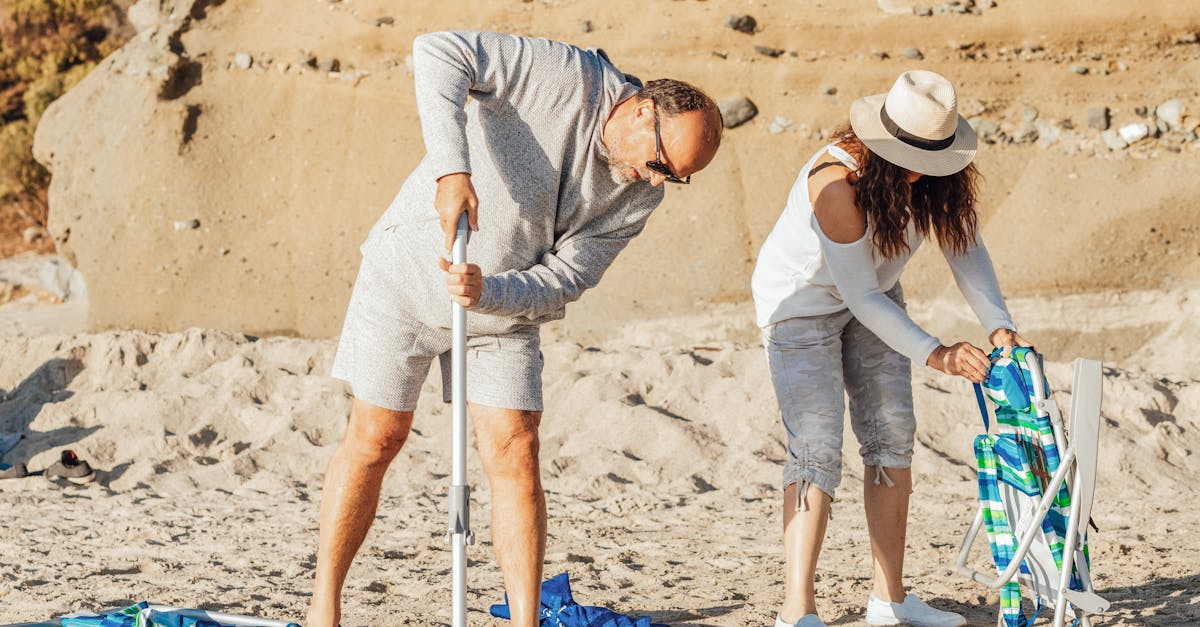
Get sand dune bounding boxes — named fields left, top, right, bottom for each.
left=1, top=288, right=1197, bottom=624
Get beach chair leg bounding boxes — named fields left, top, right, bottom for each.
left=1052, top=468, right=1085, bottom=627
left=955, top=508, right=985, bottom=579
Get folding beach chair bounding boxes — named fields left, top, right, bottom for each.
left=955, top=348, right=1110, bottom=627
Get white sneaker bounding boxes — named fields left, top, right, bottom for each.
left=774, top=614, right=825, bottom=627
left=865, top=593, right=965, bottom=626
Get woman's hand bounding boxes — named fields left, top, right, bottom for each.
left=926, top=342, right=991, bottom=383
left=989, top=328, right=1033, bottom=353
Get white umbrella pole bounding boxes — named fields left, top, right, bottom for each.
left=448, top=212, right=474, bottom=627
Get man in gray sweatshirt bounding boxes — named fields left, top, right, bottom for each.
left=308, top=30, right=723, bottom=626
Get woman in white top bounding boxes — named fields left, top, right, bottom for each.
left=751, top=71, right=1032, bottom=627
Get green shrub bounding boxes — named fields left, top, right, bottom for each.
left=1, top=1, right=117, bottom=84
left=0, top=119, right=47, bottom=201
left=22, top=59, right=92, bottom=125
left=0, top=0, right=126, bottom=239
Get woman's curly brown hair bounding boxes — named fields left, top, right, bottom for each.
left=832, top=125, right=980, bottom=259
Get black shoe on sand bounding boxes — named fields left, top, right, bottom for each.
left=45, top=450, right=96, bottom=484
left=0, top=462, right=27, bottom=479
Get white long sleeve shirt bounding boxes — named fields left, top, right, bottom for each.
left=751, top=145, right=1015, bottom=365
left=360, top=31, right=663, bottom=334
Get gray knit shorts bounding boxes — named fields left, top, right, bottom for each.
left=762, top=284, right=916, bottom=504
left=331, top=262, right=543, bottom=413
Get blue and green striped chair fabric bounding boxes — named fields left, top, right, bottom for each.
left=974, top=347, right=1088, bottom=627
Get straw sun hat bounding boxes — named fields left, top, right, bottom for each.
left=849, top=70, right=978, bottom=177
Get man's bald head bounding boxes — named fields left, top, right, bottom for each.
left=602, top=78, right=723, bottom=186
left=639, top=78, right=724, bottom=151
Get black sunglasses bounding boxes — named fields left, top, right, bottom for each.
left=646, top=103, right=690, bottom=184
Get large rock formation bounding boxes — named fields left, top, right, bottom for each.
left=32, top=0, right=1200, bottom=338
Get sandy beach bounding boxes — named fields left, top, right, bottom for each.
left=1, top=250, right=1198, bottom=624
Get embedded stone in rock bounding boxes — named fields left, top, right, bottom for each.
left=1034, top=120, right=1060, bottom=147
left=234, top=52, right=252, bottom=70
left=877, top=0, right=916, bottom=15
left=723, top=14, right=757, bottom=34
left=1101, top=130, right=1128, bottom=151
left=1010, top=122, right=1039, bottom=144
left=23, top=226, right=50, bottom=244
left=754, top=45, right=785, bottom=58
left=1157, top=99, right=1185, bottom=130
left=1118, top=123, right=1150, bottom=144
left=718, top=96, right=758, bottom=129
left=37, top=258, right=87, bottom=301
left=902, top=47, right=924, bottom=60
left=968, top=116, right=1001, bottom=140
left=1087, top=106, right=1110, bottom=130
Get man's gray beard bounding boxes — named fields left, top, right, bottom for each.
left=598, top=139, right=639, bottom=185
left=608, top=162, right=639, bottom=185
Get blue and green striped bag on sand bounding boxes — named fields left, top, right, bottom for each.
left=973, top=347, right=1088, bottom=627
left=60, top=602, right=300, bottom=627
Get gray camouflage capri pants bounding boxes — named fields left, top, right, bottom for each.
left=762, top=284, right=916, bottom=507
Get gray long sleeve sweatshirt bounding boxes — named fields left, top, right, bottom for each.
left=359, top=31, right=664, bottom=335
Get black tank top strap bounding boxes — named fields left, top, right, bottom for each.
left=807, top=160, right=850, bottom=178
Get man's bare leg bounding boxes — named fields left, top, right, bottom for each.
left=470, top=404, right=546, bottom=627
left=307, top=399, right=414, bottom=627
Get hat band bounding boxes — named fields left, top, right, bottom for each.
left=880, top=105, right=956, bottom=151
